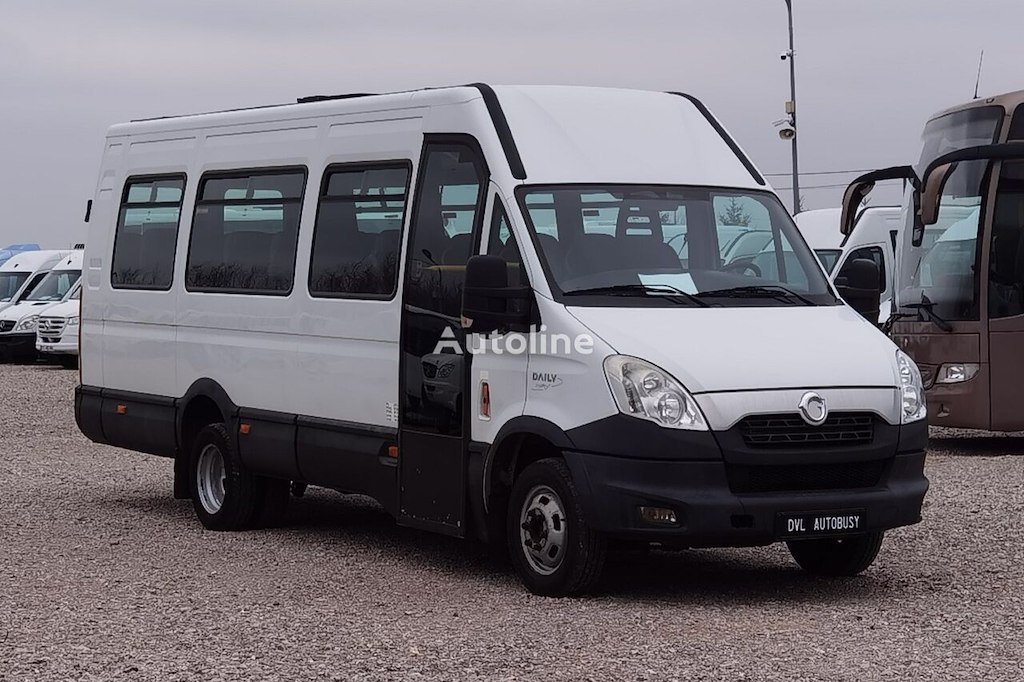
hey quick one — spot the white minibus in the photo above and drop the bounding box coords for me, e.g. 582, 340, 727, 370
76, 85, 928, 596
0, 250, 71, 314
0, 250, 80, 361
36, 281, 82, 368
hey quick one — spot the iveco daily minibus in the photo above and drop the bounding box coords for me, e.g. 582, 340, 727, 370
75, 85, 928, 596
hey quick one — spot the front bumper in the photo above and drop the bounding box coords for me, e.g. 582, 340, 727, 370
564, 450, 927, 546
0, 332, 37, 358
36, 335, 78, 355
562, 416, 930, 547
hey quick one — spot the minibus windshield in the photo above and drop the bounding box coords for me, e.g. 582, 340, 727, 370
517, 185, 837, 306
27, 270, 81, 302
0, 272, 30, 301
896, 106, 1003, 322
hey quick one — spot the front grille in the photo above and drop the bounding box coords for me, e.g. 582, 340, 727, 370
918, 363, 937, 389
739, 412, 874, 449
0, 320, 14, 333
727, 460, 887, 494
37, 317, 67, 337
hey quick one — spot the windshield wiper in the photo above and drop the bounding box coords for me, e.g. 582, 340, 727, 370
695, 285, 816, 306
900, 298, 953, 333
564, 283, 710, 307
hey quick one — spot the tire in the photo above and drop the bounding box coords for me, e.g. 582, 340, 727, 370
189, 423, 261, 531
506, 458, 606, 597
787, 531, 884, 576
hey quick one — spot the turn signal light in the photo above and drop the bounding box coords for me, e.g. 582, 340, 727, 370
239, 423, 251, 435
639, 506, 678, 525
116, 404, 127, 415
387, 445, 399, 458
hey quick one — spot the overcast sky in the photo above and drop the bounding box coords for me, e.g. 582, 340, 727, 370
2, 0, 1022, 247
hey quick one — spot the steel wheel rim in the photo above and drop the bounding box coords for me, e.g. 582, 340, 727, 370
519, 485, 568, 576
196, 444, 226, 515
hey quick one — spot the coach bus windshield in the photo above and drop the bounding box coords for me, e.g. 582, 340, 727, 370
895, 105, 1003, 322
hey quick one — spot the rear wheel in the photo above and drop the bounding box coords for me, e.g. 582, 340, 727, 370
506, 458, 606, 597
787, 531, 884, 576
189, 423, 261, 531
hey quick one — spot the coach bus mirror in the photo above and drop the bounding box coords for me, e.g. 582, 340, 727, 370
920, 162, 956, 226
840, 181, 873, 237
834, 258, 881, 324
462, 255, 531, 335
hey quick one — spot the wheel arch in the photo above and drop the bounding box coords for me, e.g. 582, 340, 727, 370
173, 379, 238, 499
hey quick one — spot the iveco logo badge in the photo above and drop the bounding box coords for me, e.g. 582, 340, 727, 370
798, 392, 828, 426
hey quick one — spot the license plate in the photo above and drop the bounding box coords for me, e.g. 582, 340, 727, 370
39, 345, 53, 352
776, 509, 865, 539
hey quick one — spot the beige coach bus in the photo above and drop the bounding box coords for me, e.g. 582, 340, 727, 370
843, 89, 1024, 431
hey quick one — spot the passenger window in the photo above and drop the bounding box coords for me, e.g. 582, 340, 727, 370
838, 246, 885, 290
111, 176, 185, 290
309, 164, 410, 298
988, 161, 1024, 318
186, 170, 305, 294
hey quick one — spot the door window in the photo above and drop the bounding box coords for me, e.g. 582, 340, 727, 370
988, 161, 1024, 318
402, 142, 487, 436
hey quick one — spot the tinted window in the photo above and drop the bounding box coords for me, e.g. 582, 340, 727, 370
186, 170, 305, 294
111, 176, 185, 289
309, 164, 410, 298
989, 161, 1024, 318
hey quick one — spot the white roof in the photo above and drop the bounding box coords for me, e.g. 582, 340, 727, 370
0, 249, 71, 273
110, 85, 768, 191
50, 250, 84, 271
793, 208, 843, 250
492, 86, 765, 188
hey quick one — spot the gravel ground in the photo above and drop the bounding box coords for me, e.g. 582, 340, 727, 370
1, 364, 1023, 681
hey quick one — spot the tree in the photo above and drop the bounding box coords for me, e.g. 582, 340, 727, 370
717, 197, 751, 226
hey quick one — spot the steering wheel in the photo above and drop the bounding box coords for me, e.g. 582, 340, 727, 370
722, 260, 762, 277
666, 232, 688, 256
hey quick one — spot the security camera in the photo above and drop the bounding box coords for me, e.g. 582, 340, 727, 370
778, 126, 795, 140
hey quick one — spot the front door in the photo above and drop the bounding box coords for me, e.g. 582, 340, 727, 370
398, 138, 488, 536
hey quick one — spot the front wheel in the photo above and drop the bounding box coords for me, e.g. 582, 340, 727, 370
787, 531, 884, 576
506, 458, 606, 597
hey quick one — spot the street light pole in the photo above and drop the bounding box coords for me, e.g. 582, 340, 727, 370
784, 0, 800, 212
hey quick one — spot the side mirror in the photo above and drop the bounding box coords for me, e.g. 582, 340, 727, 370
840, 166, 919, 237
462, 255, 532, 335
835, 257, 881, 324
840, 181, 874, 237
920, 162, 956, 226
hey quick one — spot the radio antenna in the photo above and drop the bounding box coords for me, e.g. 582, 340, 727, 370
973, 50, 985, 100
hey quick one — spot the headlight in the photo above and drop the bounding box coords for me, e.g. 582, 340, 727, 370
935, 362, 978, 384
67, 316, 80, 326
15, 315, 38, 332
603, 356, 708, 430
896, 350, 927, 423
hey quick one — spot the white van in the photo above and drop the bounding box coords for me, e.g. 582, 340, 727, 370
75, 85, 928, 596
0, 251, 82, 361
0, 250, 71, 314
36, 281, 81, 368
795, 206, 902, 324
